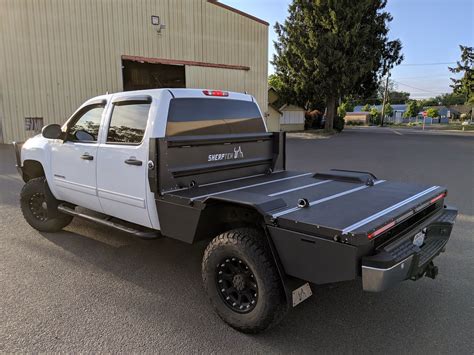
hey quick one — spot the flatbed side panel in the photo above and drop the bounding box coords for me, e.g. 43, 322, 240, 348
268, 226, 358, 284
155, 199, 203, 243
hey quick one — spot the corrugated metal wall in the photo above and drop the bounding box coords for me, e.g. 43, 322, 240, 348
0, 0, 268, 143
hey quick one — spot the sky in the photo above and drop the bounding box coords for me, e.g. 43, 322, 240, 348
221, 0, 474, 99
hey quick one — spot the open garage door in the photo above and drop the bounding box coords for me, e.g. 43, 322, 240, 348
122, 59, 185, 91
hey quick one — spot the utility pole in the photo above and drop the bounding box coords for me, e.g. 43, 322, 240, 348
380, 72, 390, 127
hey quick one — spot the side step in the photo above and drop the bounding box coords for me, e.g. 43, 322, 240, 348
58, 204, 161, 239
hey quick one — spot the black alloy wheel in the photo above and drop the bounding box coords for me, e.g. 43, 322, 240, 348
216, 257, 258, 313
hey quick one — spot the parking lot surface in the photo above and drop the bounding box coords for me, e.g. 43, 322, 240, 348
1, 128, 473, 353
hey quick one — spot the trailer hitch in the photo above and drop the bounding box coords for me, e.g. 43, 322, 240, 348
424, 261, 439, 279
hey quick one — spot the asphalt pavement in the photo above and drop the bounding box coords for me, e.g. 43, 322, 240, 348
0, 128, 473, 353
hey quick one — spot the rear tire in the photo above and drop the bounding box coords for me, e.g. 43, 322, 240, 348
202, 228, 288, 333
20, 177, 73, 232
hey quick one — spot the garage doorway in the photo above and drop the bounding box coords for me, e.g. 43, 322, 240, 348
122, 59, 186, 91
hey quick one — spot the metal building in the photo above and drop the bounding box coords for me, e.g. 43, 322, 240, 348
0, 0, 269, 143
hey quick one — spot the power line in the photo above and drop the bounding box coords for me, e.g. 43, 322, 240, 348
392, 80, 446, 94
393, 74, 454, 80
399, 62, 457, 66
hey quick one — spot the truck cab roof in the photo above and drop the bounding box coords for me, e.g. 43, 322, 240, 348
82, 88, 254, 106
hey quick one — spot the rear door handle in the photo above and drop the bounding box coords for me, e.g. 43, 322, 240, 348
80, 154, 94, 160
124, 158, 143, 166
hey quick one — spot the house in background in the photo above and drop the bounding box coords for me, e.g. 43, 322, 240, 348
448, 104, 473, 120
266, 87, 306, 131
353, 104, 407, 123
279, 104, 306, 131
344, 112, 370, 125
266, 87, 282, 132
420, 106, 459, 123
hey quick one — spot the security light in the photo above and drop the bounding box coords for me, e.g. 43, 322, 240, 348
151, 15, 160, 26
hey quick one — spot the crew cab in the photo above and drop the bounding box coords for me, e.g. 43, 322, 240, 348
13, 89, 457, 333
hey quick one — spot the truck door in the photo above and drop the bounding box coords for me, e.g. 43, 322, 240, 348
50, 103, 105, 212
96, 96, 152, 227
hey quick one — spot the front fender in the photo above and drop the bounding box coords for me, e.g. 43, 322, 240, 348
19, 135, 59, 198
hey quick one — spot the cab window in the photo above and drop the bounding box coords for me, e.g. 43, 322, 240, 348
106, 103, 150, 144
166, 98, 266, 136
67, 105, 104, 142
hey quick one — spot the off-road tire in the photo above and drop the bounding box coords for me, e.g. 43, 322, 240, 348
202, 228, 288, 333
20, 177, 73, 232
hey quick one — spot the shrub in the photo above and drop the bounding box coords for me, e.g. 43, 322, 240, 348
334, 115, 345, 132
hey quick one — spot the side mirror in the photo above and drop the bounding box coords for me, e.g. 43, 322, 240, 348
42, 124, 64, 140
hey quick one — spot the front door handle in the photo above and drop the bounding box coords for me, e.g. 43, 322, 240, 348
124, 158, 143, 166
80, 154, 94, 160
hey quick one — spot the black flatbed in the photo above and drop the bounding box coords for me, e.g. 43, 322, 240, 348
163, 170, 446, 241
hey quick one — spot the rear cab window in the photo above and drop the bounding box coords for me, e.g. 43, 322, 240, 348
166, 98, 266, 136
107, 101, 151, 145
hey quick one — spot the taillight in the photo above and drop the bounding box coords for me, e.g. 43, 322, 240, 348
367, 221, 396, 239
203, 90, 229, 97
430, 192, 446, 204
367, 191, 447, 240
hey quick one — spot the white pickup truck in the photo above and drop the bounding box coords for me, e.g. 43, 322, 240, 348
14, 89, 457, 333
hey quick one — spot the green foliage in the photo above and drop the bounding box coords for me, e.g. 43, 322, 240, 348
346, 120, 364, 126
418, 97, 439, 107
337, 101, 353, 118
437, 92, 467, 106
449, 45, 474, 104
272, 0, 403, 130
403, 100, 419, 118
369, 107, 381, 125
389, 91, 410, 104
376, 79, 410, 104
418, 92, 466, 107
426, 108, 440, 118
337, 105, 346, 119
334, 115, 345, 132
362, 104, 371, 112
268, 74, 284, 92
339, 101, 354, 117
383, 102, 393, 117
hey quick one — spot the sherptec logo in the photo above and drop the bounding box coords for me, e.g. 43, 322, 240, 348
208, 146, 244, 162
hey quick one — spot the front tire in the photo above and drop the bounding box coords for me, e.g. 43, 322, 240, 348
202, 228, 288, 333
20, 177, 73, 232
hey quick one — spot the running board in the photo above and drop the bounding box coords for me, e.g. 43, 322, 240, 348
58, 204, 161, 239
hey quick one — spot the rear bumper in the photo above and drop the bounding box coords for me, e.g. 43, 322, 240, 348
362, 205, 457, 292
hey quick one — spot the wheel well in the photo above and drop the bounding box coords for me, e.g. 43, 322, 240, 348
194, 203, 266, 243
22, 160, 45, 181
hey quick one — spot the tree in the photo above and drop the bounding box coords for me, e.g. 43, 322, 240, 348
383, 102, 393, 118
370, 107, 380, 124
403, 100, 418, 118
268, 74, 284, 92
426, 108, 439, 118
273, 0, 403, 131
438, 92, 467, 106
449, 45, 474, 104
337, 104, 346, 118
337, 101, 354, 118
362, 103, 371, 112
419, 97, 439, 107
389, 91, 410, 104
